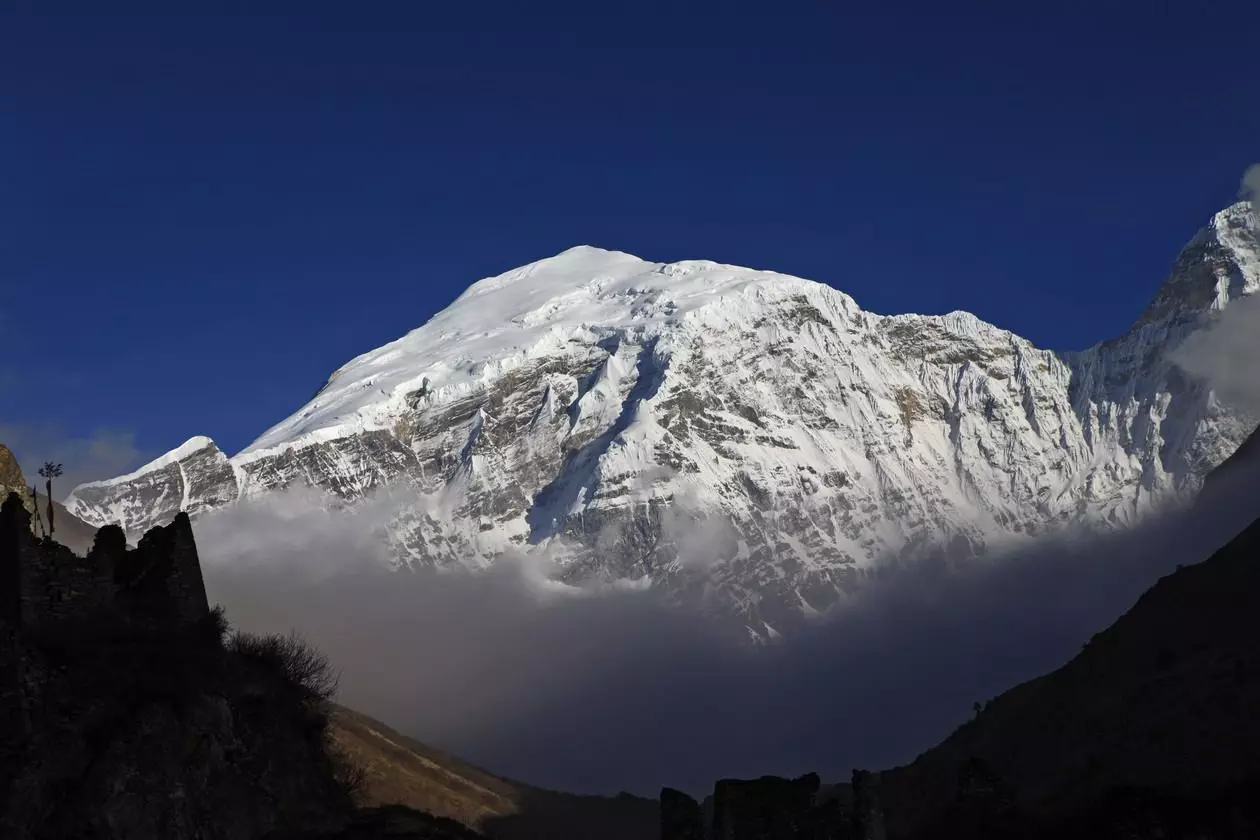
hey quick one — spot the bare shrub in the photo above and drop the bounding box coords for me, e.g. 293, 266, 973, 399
229, 629, 340, 700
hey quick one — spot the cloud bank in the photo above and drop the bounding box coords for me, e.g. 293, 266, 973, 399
190, 189, 1260, 797
1171, 291, 1260, 416
198, 454, 1260, 798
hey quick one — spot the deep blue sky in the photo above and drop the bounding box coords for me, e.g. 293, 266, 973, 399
2, 1, 1258, 481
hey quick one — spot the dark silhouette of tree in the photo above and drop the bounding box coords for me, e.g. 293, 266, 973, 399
38, 462, 62, 539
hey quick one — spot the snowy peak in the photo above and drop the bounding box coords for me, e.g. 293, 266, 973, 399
64, 436, 237, 541
71, 436, 219, 491
238, 246, 839, 459
59, 201, 1260, 632
1133, 201, 1258, 330
450, 245, 649, 304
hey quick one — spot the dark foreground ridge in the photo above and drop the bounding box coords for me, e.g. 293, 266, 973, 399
662, 509, 1260, 838
659, 442, 1260, 840
0, 490, 480, 840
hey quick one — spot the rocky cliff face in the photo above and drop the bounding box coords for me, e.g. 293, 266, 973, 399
0, 445, 34, 515
65, 436, 238, 542
65, 204, 1260, 633
0, 445, 98, 554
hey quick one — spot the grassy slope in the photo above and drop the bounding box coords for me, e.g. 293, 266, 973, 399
329, 705, 522, 828
328, 705, 658, 840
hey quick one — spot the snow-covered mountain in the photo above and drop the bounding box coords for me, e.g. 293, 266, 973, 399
66, 202, 1259, 632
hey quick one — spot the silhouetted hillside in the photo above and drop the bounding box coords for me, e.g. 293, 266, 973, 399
0, 491, 480, 840
877, 506, 1260, 838
0, 434, 655, 840
662, 433, 1260, 839
663, 511, 1260, 838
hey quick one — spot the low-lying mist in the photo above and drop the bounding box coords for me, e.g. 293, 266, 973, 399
198, 455, 1260, 799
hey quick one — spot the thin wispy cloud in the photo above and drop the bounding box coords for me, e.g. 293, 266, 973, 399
0, 425, 154, 498
1242, 163, 1260, 215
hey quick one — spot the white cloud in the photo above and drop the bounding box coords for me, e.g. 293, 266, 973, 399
196, 457, 1260, 798
1242, 163, 1260, 215
1171, 294, 1260, 415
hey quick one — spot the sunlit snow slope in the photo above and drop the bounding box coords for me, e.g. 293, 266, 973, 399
66, 203, 1260, 632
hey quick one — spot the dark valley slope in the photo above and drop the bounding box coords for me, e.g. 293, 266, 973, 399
658, 430, 1260, 839
873, 434, 1260, 838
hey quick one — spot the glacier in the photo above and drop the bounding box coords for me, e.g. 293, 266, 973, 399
65, 202, 1260, 632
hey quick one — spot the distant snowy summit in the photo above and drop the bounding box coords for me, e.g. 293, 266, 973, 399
67, 436, 237, 538
66, 203, 1260, 634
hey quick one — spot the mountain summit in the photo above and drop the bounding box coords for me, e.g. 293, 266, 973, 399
66, 204, 1260, 633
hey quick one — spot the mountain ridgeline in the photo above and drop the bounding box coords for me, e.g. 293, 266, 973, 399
65, 203, 1258, 635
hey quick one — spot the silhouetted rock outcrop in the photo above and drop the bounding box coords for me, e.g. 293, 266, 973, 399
0, 491, 209, 631
712, 773, 820, 839
0, 445, 33, 515
0, 490, 478, 839
849, 770, 885, 840
677, 772, 864, 840
660, 787, 704, 840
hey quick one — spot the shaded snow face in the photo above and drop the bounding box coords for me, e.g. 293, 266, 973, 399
200, 451, 1260, 798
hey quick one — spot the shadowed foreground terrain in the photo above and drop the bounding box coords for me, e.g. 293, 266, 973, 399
0, 464, 655, 840
882, 505, 1260, 838
661, 434, 1260, 839
0, 487, 489, 840
874, 433, 1260, 838
661, 512, 1260, 838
